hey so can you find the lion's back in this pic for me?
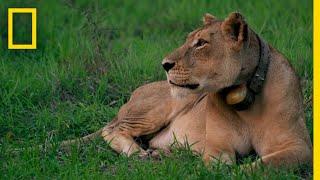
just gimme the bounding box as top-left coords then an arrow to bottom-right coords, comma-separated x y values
129,80 -> 171,102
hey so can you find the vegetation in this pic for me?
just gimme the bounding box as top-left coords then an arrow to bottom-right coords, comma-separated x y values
0,0 -> 312,179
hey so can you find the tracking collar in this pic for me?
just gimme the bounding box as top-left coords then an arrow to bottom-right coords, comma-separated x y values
221,35 -> 271,111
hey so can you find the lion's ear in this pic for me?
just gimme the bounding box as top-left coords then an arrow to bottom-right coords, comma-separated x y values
221,12 -> 249,49
202,13 -> 218,25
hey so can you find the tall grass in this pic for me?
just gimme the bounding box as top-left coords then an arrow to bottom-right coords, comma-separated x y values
0,0 -> 312,179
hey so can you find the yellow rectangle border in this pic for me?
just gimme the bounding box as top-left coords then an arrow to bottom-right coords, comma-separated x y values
314,0 -> 318,178
8,8 -> 37,49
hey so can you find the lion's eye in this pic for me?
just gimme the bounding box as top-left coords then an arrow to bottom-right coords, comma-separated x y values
195,39 -> 208,48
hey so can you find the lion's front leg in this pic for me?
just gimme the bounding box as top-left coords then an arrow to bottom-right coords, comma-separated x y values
202,148 -> 235,167
248,119 -> 312,171
245,142 -> 312,170
101,99 -> 173,156
102,122 -> 144,156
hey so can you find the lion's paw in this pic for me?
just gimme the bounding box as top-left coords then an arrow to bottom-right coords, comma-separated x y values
138,148 -> 171,160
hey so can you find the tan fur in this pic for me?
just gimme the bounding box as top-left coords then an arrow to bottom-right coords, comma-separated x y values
100,12 -> 312,170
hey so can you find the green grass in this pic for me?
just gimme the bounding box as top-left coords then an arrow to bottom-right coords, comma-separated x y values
0,0 -> 313,179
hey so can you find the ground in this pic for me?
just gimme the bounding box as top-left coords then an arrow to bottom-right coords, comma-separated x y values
0,0 -> 313,179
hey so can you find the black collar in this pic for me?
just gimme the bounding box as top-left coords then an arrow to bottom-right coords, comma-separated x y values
222,35 -> 271,111
248,35 -> 271,94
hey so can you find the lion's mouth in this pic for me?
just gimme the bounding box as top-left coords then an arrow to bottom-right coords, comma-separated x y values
169,80 -> 199,90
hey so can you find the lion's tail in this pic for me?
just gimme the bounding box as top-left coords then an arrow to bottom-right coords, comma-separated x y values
12,128 -> 103,154
58,127 -> 103,151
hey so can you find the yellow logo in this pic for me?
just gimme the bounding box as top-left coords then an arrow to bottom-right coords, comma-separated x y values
8,8 -> 37,49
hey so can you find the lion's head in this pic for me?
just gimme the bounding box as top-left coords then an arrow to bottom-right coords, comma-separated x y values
162,12 -> 260,97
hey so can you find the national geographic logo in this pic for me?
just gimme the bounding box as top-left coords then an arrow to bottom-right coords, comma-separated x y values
8,8 -> 37,49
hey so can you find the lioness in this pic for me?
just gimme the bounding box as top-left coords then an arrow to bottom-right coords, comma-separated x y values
99,12 -> 312,170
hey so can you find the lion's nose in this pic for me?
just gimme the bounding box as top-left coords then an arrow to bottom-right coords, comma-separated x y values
162,62 -> 175,72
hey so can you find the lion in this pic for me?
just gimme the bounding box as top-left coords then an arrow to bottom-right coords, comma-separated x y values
39,12 -> 311,170
99,12 -> 312,170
